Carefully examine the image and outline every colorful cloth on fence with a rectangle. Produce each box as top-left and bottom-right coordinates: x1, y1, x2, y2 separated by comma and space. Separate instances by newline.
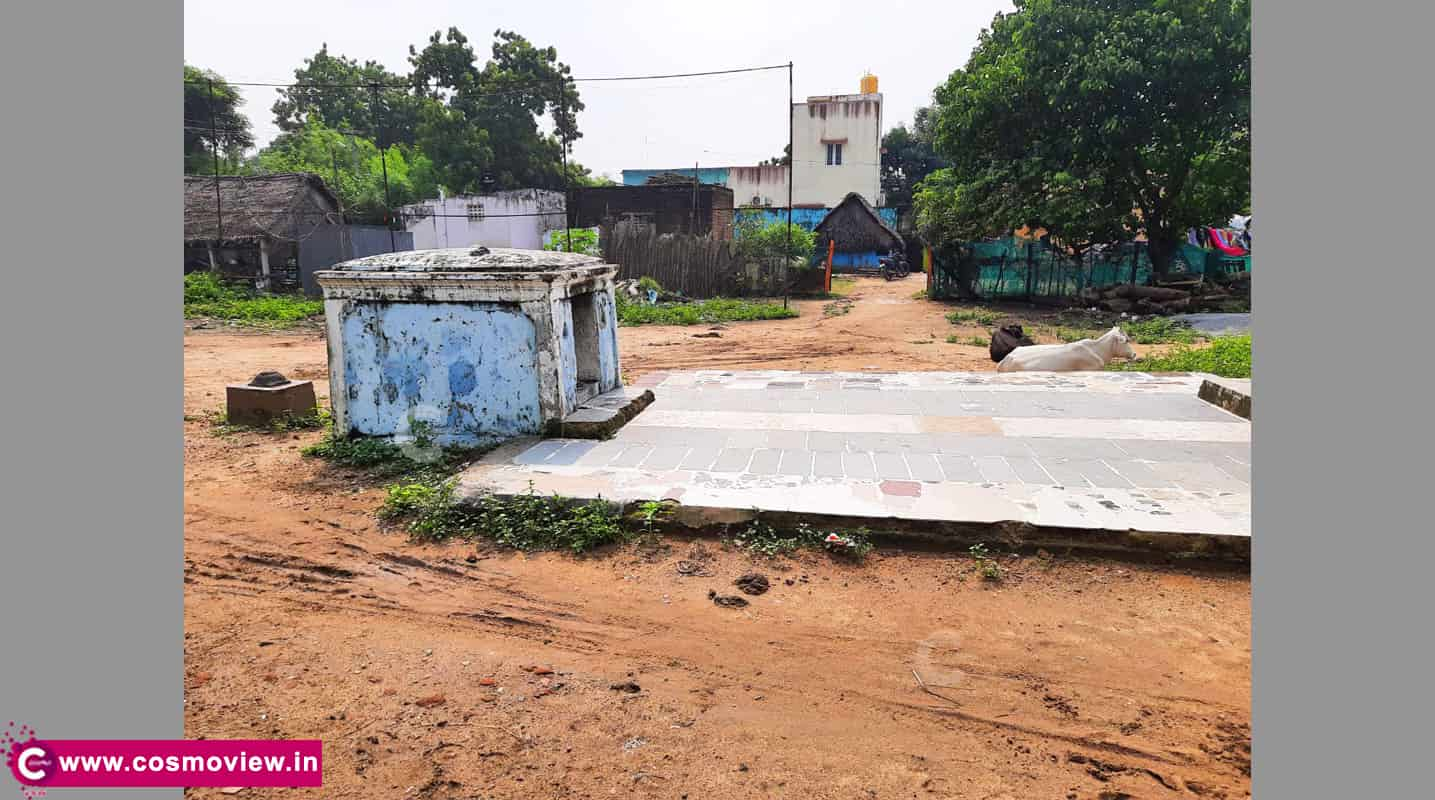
1207, 227, 1249, 257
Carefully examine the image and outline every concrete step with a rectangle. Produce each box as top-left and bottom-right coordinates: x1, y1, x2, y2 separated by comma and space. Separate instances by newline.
556, 386, 655, 439
1198, 376, 1251, 420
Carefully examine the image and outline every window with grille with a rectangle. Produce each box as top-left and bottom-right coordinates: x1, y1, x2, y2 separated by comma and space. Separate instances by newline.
825, 143, 843, 166
467, 202, 485, 221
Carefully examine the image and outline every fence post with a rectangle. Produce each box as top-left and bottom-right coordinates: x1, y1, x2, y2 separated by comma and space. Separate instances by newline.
825, 239, 834, 293
1025, 242, 1035, 302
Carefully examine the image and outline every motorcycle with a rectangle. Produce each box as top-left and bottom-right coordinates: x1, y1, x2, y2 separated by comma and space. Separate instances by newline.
879, 250, 910, 281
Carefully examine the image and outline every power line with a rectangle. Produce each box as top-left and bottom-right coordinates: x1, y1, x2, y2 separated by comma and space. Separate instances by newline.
183, 63, 790, 91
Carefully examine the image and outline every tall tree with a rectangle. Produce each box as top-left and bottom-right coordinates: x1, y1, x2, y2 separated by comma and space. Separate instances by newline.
760, 144, 791, 167
270, 44, 420, 146
184, 66, 254, 174
408, 27, 582, 193
880, 107, 947, 210
923, 0, 1250, 277
257, 119, 438, 224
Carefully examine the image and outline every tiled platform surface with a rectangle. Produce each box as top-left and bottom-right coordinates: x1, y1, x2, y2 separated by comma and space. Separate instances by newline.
456, 370, 1251, 554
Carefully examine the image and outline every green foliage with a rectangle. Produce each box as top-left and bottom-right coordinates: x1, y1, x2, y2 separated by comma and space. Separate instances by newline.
616, 295, 798, 326
727, 519, 873, 561
921, 0, 1251, 275
184, 66, 254, 174
734, 218, 817, 263
382, 480, 630, 553
969, 543, 1003, 582
270, 44, 421, 146
257, 119, 438, 224
183, 272, 323, 325
1112, 334, 1252, 378
1122, 318, 1201, 345
543, 227, 601, 256
301, 433, 408, 470
881, 107, 948, 210
636, 276, 663, 294
409, 27, 583, 192
945, 307, 1001, 327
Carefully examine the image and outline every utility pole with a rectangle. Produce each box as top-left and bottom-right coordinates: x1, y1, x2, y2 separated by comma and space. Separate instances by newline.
558, 78, 573, 252
207, 78, 223, 245
785, 61, 793, 309
692, 161, 699, 235
371, 84, 395, 252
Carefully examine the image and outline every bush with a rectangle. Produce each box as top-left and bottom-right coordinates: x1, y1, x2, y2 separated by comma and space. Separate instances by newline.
543, 227, 601, 256
734, 218, 817, 263
1112, 334, 1251, 378
184, 272, 323, 324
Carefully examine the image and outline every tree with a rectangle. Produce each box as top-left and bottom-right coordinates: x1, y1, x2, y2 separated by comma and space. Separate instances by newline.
924, 0, 1250, 277
408, 28, 583, 193
270, 45, 422, 147
257, 119, 438, 224
184, 66, 254, 174
760, 144, 791, 167
880, 107, 947, 210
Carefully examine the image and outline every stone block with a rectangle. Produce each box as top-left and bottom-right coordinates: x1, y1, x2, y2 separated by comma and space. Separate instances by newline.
225, 378, 316, 427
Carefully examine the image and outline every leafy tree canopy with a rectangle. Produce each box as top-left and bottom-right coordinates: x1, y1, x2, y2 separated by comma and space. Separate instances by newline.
919, 0, 1250, 275
270, 44, 422, 146
184, 65, 254, 174
880, 106, 947, 211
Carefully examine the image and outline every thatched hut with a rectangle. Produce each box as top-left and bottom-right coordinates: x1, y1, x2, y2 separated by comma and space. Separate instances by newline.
184, 173, 412, 295
813, 192, 903, 270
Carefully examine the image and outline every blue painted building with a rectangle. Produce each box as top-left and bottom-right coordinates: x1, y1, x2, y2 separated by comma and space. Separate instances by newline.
316, 248, 622, 447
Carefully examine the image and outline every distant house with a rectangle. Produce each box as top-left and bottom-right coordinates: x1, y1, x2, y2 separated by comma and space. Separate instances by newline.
813, 192, 904, 270
400, 189, 566, 251
568, 183, 735, 240
183, 172, 411, 295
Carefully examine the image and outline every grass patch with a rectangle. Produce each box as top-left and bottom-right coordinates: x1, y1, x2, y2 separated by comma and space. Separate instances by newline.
380, 480, 632, 553
616, 294, 798, 326
184, 272, 323, 325
823, 298, 853, 317
829, 277, 857, 296
1111, 334, 1252, 378
945, 307, 1002, 327
946, 334, 988, 346
726, 517, 874, 561
302, 426, 484, 483
201, 405, 330, 435
910, 288, 929, 300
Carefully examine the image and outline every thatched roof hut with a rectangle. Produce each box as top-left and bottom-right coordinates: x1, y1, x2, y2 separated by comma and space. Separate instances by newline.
813, 192, 903, 254
184, 173, 343, 243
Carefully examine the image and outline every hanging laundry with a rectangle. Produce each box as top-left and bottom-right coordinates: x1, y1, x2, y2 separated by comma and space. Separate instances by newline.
1207, 227, 1248, 257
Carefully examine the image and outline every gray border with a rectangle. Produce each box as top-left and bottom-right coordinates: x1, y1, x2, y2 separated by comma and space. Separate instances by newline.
2, 2, 1432, 798
1255, 1, 1433, 796
0, 0, 182, 795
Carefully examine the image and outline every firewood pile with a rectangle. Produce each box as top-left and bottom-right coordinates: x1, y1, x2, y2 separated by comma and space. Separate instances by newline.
1079, 273, 1250, 315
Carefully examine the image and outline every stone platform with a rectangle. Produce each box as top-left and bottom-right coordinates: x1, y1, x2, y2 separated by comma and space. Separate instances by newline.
456, 370, 1252, 557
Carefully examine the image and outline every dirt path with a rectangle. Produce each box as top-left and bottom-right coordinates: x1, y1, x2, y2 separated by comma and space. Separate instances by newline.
183, 285, 1248, 799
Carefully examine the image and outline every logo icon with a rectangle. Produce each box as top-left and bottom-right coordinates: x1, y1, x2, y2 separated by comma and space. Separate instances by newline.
3, 723, 50, 798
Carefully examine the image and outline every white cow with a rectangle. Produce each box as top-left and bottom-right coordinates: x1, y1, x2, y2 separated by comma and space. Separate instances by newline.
996, 326, 1136, 373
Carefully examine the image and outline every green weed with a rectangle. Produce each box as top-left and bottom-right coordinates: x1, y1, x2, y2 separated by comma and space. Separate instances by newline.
969, 542, 1004, 582
945, 307, 1002, 327
1111, 334, 1252, 378
726, 517, 874, 561
184, 272, 323, 325
616, 295, 798, 326
381, 480, 632, 553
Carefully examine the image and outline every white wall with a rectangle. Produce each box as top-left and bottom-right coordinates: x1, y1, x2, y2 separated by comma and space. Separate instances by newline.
727, 164, 790, 208
402, 189, 566, 251
791, 93, 883, 208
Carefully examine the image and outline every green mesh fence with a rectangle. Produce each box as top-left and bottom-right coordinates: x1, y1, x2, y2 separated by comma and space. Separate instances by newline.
929, 237, 1249, 301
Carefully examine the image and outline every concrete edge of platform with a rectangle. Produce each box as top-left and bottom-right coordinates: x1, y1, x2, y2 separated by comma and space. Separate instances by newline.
1197, 375, 1252, 420
454, 482, 1249, 564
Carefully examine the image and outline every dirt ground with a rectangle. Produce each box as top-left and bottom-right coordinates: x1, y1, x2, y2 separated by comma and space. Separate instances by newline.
183, 277, 1249, 799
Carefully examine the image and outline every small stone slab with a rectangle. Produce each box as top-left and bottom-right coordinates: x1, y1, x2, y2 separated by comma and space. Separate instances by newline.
1198, 376, 1251, 420
558, 387, 655, 439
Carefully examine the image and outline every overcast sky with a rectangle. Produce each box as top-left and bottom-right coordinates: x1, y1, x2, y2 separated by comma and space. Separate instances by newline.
184, 0, 1013, 179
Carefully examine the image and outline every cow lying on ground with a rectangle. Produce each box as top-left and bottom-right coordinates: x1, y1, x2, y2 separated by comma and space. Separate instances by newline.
996, 326, 1136, 372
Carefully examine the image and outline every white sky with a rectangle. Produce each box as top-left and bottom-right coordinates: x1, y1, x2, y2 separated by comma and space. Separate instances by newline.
184, 0, 1014, 180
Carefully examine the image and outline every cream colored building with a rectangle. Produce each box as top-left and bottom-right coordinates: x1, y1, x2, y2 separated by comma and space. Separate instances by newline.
790, 74, 884, 208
